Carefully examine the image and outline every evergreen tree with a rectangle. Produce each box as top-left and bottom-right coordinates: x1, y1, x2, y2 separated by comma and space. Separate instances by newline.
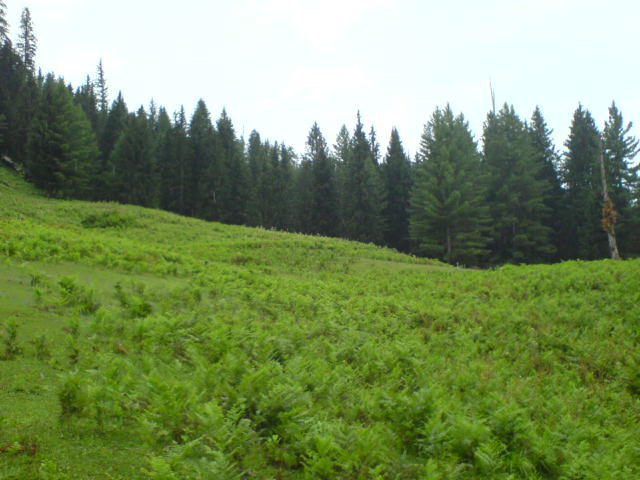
529, 106, 565, 260
483, 104, 553, 263
17, 7, 36, 71
188, 100, 218, 218
246, 130, 267, 226
96, 59, 108, 114
562, 104, 606, 260
97, 92, 129, 199
0, 0, 9, 46
369, 125, 380, 165
0, 41, 23, 157
333, 124, 351, 232
341, 112, 384, 244
26, 75, 100, 198
273, 144, 295, 231
293, 153, 314, 234
381, 128, 412, 252
74, 75, 99, 132
306, 122, 338, 236
217, 109, 249, 224
410, 106, 488, 264
159, 107, 190, 214
110, 107, 159, 207
602, 102, 640, 255
9, 70, 38, 165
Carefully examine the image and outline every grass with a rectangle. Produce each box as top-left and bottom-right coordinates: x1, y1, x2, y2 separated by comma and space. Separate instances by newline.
0, 166, 639, 479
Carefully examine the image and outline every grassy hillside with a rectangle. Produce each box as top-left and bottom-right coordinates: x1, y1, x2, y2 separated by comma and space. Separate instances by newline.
1, 167, 639, 480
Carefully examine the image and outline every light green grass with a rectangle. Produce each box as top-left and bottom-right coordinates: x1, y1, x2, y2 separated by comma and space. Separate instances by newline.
0, 166, 639, 480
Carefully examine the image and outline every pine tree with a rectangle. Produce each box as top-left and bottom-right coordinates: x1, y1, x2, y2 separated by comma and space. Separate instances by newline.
381, 128, 412, 252
369, 125, 380, 165
17, 7, 36, 71
483, 104, 553, 263
0, 40, 24, 158
0, 0, 9, 46
74, 76, 99, 132
602, 102, 640, 255
273, 144, 295, 231
188, 100, 219, 218
410, 106, 488, 264
97, 92, 128, 199
159, 107, 190, 214
26, 75, 100, 198
110, 107, 159, 207
96, 60, 108, 114
216, 109, 249, 225
306, 122, 338, 236
528, 107, 565, 260
562, 104, 605, 260
246, 130, 267, 226
341, 112, 384, 244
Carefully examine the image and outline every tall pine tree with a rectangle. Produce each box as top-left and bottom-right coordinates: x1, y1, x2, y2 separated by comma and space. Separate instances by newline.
17, 7, 36, 71
602, 102, 640, 256
483, 104, 553, 263
381, 128, 412, 252
26, 74, 100, 198
410, 106, 488, 264
341, 112, 384, 244
0, 0, 8, 46
306, 122, 338, 236
562, 104, 606, 260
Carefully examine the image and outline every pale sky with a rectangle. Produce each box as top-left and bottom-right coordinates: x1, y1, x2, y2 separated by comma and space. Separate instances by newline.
7, 0, 640, 159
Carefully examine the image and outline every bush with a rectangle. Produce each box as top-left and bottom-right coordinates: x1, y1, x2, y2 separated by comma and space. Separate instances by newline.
81, 210, 137, 229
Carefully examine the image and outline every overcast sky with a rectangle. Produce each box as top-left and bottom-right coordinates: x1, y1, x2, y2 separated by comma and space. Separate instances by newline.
7, 0, 640, 158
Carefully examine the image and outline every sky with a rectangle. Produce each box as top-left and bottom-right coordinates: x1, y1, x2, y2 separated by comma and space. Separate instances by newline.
6, 0, 640, 158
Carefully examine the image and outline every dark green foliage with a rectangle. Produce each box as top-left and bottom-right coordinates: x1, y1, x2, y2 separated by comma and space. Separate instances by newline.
602, 102, 640, 256
97, 92, 129, 199
159, 107, 190, 215
307, 122, 338, 236
26, 75, 100, 199
216, 109, 249, 225
81, 210, 137, 229
411, 106, 488, 264
562, 105, 606, 260
75, 75, 99, 133
381, 128, 412, 252
110, 107, 160, 207
529, 107, 565, 260
340, 113, 384, 243
187, 100, 219, 219
16, 7, 36, 72
0, 0, 8, 45
483, 104, 554, 263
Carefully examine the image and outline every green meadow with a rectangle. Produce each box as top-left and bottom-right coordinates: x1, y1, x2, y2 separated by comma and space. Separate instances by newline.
1, 166, 639, 480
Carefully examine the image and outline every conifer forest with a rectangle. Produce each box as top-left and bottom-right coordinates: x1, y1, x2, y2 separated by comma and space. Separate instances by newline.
2, 3, 640, 480
1, 3, 639, 266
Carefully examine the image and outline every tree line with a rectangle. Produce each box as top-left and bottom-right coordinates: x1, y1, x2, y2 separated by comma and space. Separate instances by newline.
1, 2, 638, 266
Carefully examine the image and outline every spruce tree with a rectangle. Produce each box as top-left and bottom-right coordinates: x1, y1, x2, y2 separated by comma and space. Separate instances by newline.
0, 0, 9, 46
110, 107, 159, 207
188, 100, 219, 219
246, 130, 267, 226
17, 7, 36, 71
159, 107, 190, 214
562, 104, 606, 260
26, 75, 100, 198
381, 128, 412, 252
602, 102, 640, 255
306, 122, 338, 236
483, 104, 554, 263
273, 144, 295, 231
97, 92, 128, 200
341, 112, 384, 244
74, 76, 99, 132
216, 109, 249, 225
410, 106, 488, 264
529, 107, 565, 260
96, 60, 108, 114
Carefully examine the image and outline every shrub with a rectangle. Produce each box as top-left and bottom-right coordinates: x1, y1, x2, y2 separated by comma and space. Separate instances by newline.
81, 210, 137, 229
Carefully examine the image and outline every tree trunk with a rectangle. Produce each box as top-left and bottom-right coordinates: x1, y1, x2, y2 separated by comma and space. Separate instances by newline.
599, 138, 621, 260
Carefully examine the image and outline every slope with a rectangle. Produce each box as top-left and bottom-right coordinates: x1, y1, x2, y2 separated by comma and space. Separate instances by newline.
0, 167, 639, 480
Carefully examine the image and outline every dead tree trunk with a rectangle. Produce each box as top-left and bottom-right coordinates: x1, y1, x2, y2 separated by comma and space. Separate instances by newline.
599, 138, 621, 260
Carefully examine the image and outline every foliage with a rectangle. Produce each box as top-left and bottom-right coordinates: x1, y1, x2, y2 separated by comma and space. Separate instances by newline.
0, 167, 639, 479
